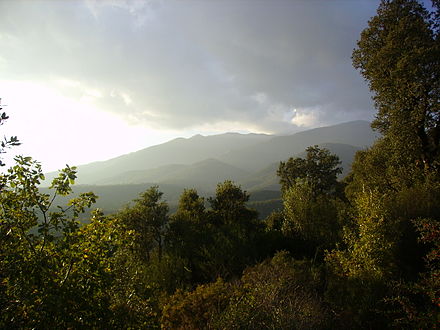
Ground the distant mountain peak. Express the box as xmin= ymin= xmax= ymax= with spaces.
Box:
xmin=190 ymin=134 xmax=204 ymax=139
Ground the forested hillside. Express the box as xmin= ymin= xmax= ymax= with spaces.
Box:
xmin=1 ymin=0 xmax=439 ymax=328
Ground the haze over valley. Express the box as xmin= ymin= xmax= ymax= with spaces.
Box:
xmin=42 ymin=120 xmax=377 ymax=215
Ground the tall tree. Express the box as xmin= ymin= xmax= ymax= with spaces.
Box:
xmin=278 ymin=147 xmax=343 ymax=255
xmin=118 ymin=186 xmax=169 ymax=262
xmin=352 ymin=0 xmax=440 ymax=171
xmin=198 ymin=181 xmax=262 ymax=279
xmin=325 ymin=2 xmax=440 ymax=327
xmin=166 ymin=189 xmax=207 ymax=284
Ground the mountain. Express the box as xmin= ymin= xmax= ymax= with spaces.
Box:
xmin=44 ymin=121 xmax=376 ymax=187
xmin=159 ymin=158 xmax=251 ymax=190
xmin=41 ymin=120 xmax=378 ymax=217
xmin=217 ymin=120 xmax=376 ymax=171
xmin=43 ymin=132 xmax=271 ymax=185
xmin=98 ymin=158 xmax=251 ymax=191
xmin=241 ymin=142 xmax=362 ymax=191
xmin=40 ymin=183 xmax=192 ymax=215
xmin=94 ymin=164 xmax=186 ymax=185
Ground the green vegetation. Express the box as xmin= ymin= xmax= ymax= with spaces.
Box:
xmin=1 ymin=0 xmax=439 ymax=328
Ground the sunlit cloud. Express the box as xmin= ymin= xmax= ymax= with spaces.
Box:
xmin=291 ymin=108 xmax=321 ymax=128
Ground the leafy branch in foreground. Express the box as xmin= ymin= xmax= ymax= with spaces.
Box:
xmin=0 ymin=102 xmax=20 ymax=167
xmin=0 ymin=157 xmax=98 ymax=327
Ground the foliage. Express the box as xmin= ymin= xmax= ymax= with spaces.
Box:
xmin=79 ymin=211 xmax=158 ymax=329
xmin=208 ymin=180 xmax=255 ymax=224
xmin=413 ymin=217 xmax=440 ymax=323
xmin=175 ymin=188 xmax=206 ymax=220
xmin=0 ymin=157 xmax=158 ymax=328
xmin=213 ymin=251 xmax=330 ymax=330
xmin=385 ymin=217 xmax=440 ymax=328
xmin=277 ymin=145 xmax=342 ymax=196
xmin=0 ymin=103 xmax=20 ymax=167
xmin=161 ymin=252 xmax=331 ymax=329
xmin=320 ymin=1 xmax=440 ymax=327
xmin=277 ymin=147 xmax=344 ymax=257
xmin=165 ymin=189 xmax=209 ymax=285
xmin=0 ymin=157 xmax=98 ymax=327
xmin=202 ymin=181 xmax=264 ymax=279
xmin=282 ymin=182 xmax=342 ymax=254
xmin=324 ymin=190 xmax=396 ymax=327
xmin=160 ymin=278 xmax=232 ymax=329
xmin=352 ymin=0 xmax=440 ymax=172
xmin=325 ymin=182 xmax=440 ymax=327
xmin=117 ymin=185 xmax=169 ymax=262
xmin=345 ymin=139 xmax=400 ymax=198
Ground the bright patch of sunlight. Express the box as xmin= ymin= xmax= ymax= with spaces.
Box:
xmin=0 ymin=80 xmax=177 ymax=172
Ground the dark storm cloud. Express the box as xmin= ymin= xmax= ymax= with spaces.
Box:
xmin=0 ymin=0 xmax=380 ymax=133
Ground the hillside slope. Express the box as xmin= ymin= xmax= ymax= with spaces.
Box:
xmin=217 ymin=120 xmax=376 ymax=171
xmin=99 ymin=158 xmax=251 ymax=190
xmin=43 ymin=133 xmax=271 ymax=185
xmin=43 ymin=121 xmax=376 ymax=189
xmin=241 ymin=142 xmax=362 ymax=191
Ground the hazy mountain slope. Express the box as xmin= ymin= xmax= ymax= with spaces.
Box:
xmin=40 ymin=183 xmax=192 ymax=214
xmin=217 ymin=120 xmax=376 ymax=172
xmin=43 ymin=121 xmax=376 ymax=187
xmin=43 ymin=133 xmax=271 ymax=185
xmin=316 ymin=143 xmax=362 ymax=176
xmin=159 ymin=158 xmax=251 ymax=190
xmin=38 ymin=125 xmax=372 ymax=217
xmin=94 ymin=158 xmax=251 ymax=189
xmin=95 ymin=164 xmax=186 ymax=185
xmin=241 ymin=162 xmax=280 ymax=192
xmin=40 ymin=182 xmax=278 ymax=218
xmin=241 ymin=143 xmax=362 ymax=191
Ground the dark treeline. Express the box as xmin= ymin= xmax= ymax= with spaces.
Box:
xmin=1 ymin=0 xmax=439 ymax=328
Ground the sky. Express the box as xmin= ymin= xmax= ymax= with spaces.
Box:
xmin=0 ymin=0 xmax=390 ymax=172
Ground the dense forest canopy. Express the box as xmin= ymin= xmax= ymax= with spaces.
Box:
xmin=1 ymin=0 xmax=439 ymax=328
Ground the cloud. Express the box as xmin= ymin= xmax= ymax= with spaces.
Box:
xmin=0 ymin=0 xmax=379 ymax=134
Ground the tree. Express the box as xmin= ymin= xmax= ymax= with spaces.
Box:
xmin=161 ymin=278 xmax=232 ymax=329
xmin=196 ymin=181 xmax=262 ymax=280
xmin=282 ymin=182 xmax=341 ymax=253
xmin=214 ymin=252 xmax=330 ymax=329
xmin=277 ymin=147 xmax=344 ymax=255
xmin=175 ymin=188 xmax=206 ymax=222
xmin=341 ymin=0 xmax=440 ymax=279
xmin=323 ymin=2 xmax=440 ymax=326
xmin=0 ymin=159 xmax=159 ymax=328
xmin=165 ymin=189 xmax=208 ymax=285
xmin=118 ymin=186 xmax=169 ymax=262
xmin=0 ymin=106 xmax=160 ymax=327
xmin=277 ymin=145 xmax=342 ymax=197
xmin=208 ymin=180 xmax=256 ymax=225
xmin=167 ymin=189 xmax=206 ymax=256
xmin=352 ymin=0 xmax=440 ymax=172
xmin=0 ymin=157 xmax=105 ymax=327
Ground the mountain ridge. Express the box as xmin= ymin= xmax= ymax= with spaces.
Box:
xmin=43 ymin=131 xmax=273 ymax=185
xmin=43 ymin=120 xmax=376 ymax=189
xmin=40 ymin=120 xmax=377 ymax=217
